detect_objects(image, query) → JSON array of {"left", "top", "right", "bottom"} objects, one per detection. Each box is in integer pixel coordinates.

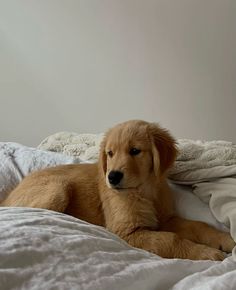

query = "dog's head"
[{"left": 99, "top": 120, "right": 177, "bottom": 190}]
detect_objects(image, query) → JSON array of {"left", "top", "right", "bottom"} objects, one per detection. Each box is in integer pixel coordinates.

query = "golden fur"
[{"left": 1, "top": 120, "right": 234, "bottom": 260}]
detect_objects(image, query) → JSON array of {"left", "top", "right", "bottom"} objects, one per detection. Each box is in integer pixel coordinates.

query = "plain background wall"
[{"left": 0, "top": 0, "right": 235, "bottom": 146}]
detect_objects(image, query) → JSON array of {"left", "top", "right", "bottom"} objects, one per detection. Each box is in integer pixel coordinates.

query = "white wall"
[{"left": 0, "top": 0, "right": 235, "bottom": 146}]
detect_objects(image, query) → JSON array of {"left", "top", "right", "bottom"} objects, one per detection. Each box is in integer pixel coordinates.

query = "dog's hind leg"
[{"left": 1, "top": 181, "right": 72, "bottom": 213}]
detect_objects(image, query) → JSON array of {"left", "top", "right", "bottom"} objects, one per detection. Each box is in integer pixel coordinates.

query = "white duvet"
[
  {"left": 0, "top": 207, "right": 236, "bottom": 290},
  {"left": 1, "top": 142, "right": 236, "bottom": 289}
]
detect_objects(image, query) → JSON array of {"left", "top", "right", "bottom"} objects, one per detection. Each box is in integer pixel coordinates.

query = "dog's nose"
[{"left": 108, "top": 171, "right": 124, "bottom": 186}]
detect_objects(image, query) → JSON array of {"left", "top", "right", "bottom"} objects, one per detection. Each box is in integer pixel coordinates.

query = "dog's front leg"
[
  {"left": 161, "top": 216, "right": 235, "bottom": 253},
  {"left": 124, "top": 229, "right": 225, "bottom": 260}
]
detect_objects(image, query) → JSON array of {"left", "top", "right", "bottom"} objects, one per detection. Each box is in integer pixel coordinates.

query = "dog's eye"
[
  {"left": 129, "top": 148, "right": 141, "bottom": 156},
  {"left": 107, "top": 150, "right": 113, "bottom": 157}
]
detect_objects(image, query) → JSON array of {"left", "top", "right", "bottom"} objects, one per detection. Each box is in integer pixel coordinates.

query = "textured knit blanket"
[
  {"left": 38, "top": 132, "right": 236, "bottom": 181},
  {"left": 170, "top": 139, "right": 236, "bottom": 183},
  {"left": 38, "top": 132, "right": 104, "bottom": 162}
]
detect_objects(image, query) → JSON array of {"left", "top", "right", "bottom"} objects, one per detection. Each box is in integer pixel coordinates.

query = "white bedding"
[
  {"left": 0, "top": 142, "right": 80, "bottom": 200},
  {"left": 0, "top": 142, "right": 236, "bottom": 289},
  {"left": 0, "top": 207, "right": 235, "bottom": 290}
]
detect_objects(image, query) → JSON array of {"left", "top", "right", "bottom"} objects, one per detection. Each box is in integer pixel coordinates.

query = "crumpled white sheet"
[
  {"left": 0, "top": 142, "right": 80, "bottom": 200},
  {"left": 193, "top": 178, "right": 236, "bottom": 260},
  {"left": 168, "top": 140, "right": 236, "bottom": 261},
  {"left": 1, "top": 207, "right": 236, "bottom": 290}
]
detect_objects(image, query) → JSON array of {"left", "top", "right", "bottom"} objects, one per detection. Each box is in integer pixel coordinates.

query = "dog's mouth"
[
  {"left": 112, "top": 186, "right": 126, "bottom": 190},
  {"left": 109, "top": 184, "right": 124, "bottom": 190},
  {"left": 109, "top": 184, "right": 138, "bottom": 191}
]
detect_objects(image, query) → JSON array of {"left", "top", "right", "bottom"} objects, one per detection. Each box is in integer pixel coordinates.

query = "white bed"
[{"left": 0, "top": 141, "right": 236, "bottom": 290}]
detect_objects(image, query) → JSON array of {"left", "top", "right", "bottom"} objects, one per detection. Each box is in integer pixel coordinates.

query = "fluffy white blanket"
[
  {"left": 38, "top": 132, "right": 104, "bottom": 162},
  {"left": 170, "top": 139, "right": 236, "bottom": 183},
  {"left": 0, "top": 207, "right": 236, "bottom": 290}
]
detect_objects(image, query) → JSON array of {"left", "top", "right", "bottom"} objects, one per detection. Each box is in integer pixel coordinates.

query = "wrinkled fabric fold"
[{"left": 1, "top": 207, "right": 236, "bottom": 290}]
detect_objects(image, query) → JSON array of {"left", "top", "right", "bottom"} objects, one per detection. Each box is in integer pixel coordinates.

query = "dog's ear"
[
  {"left": 148, "top": 123, "right": 178, "bottom": 177},
  {"left": 98, "top": 135, "right": 107, "bottom": 175}
]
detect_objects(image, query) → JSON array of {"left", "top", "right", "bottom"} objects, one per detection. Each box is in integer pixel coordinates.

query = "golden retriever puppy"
[{"left": 1, "top": 120, "right": 234, "bottom": 260}]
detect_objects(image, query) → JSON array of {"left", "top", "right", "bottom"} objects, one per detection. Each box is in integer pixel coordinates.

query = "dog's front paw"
[
  {"left": 199, "top": 247, "right": 225, "bottom": 261},
  {"left": 190, "top": 244, "right": 225, "bottom": 261},
  {"left": 218, "top": 232, "right": 235, "bottom": 253}
]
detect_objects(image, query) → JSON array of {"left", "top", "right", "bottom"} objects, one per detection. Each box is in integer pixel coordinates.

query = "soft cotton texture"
[{"left": 0, "top": 207, "right": 236, "bottom": 290}]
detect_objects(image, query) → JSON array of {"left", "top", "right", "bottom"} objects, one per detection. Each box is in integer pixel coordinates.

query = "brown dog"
[{"left": 1, "top": 120, "right": 234, "bottom": 260}]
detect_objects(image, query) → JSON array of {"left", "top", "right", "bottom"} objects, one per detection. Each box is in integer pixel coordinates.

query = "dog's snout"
[{"left": 108, "top": 171, "right": 124, "bottom": 186}]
